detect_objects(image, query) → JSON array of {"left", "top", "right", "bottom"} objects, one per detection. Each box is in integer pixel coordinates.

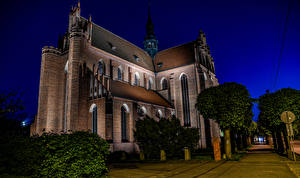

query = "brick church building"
[{"left": 31, "top": 2, "right": 220, "bottom": 153}]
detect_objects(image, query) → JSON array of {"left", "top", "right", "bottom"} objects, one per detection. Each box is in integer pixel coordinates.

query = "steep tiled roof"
[
  {"left": 111, "top": 80, "right": 172, "bottom": 108},
  {"left": 91, "top": 22, "right": 154, "bottom": 71},
  {"left": 154, "top": 42, "right": 195, "bottom": 72}
]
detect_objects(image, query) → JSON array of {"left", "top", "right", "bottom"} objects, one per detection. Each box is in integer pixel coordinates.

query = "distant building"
[{"left": 31, "top": 2, "right": 220, "bottom": 153}]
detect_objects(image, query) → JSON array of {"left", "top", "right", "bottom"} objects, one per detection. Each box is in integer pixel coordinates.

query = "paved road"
[{"left": 109, "top": 147, "right": 298, "bottom": 178}]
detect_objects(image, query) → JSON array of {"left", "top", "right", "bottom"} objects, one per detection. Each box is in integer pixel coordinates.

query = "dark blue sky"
[{"left": 0, "top": 0, "right": 299, "bottom": 121}]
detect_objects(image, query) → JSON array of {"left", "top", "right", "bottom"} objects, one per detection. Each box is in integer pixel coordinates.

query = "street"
[{"left": 109, "top": 146, "right": 299, "bottom": 177}]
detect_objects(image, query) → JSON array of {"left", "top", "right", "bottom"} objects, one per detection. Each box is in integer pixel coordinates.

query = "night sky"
[{"left": 0, "top": 0, "right": 299, "bottom": 121}]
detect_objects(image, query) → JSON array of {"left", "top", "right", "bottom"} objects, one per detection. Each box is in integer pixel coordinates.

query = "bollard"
[
  {"left": 160, "top": 150, "right": 166, "bottom": 161},
  {"left": 121, "top": 152, "right": 126, "bottom": 161},
  {"left": 223, "top": 154, "right": 227, "bottom": 159},
  {"left": 213, "top": 137, "right": 221, "bottom": 161},
  {"left": 139, "top": 151, "right": 145, "bottom": 161},
  {"left": 184, "top": 147, "right": 191, "bottom": 160}
]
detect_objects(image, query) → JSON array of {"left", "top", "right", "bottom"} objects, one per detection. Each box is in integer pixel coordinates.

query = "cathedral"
[{"left": 31, "top": 2, "right": 220, "bottom": 153}]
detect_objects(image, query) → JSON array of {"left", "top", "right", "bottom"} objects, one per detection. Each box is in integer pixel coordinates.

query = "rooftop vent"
[
  {"left": 134, "top": 55, "right": 140, "bottom": 62},
  {"left": 108, "top": 42, "right": 116, "bottom": 50},
  {"left": 157, "top": 62, "right": 163, "bottom": 68}
]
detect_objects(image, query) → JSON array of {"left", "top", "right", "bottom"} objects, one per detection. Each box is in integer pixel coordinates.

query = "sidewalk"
[
  {"left": 248, "top": 144, "right": 272, "bottom": 151},
  {"left": 108, "top": 147, "right": 298, "bottom": 177}
]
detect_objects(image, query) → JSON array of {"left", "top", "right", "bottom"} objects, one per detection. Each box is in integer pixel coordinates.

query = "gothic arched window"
[
  {"left": 64, "top": 61, "right": 69, "bottom": 132},
  {"left": 98, "top": 61, "right": 105, "bottom": 75},
  {"left": 117, "top": 67, "right": 123, "bottom": 80},
  {"left": 89, "top": 74, "right": 93, "bottom": 97},
  {"left": 121, "top": 106, "right": 127, "bottom": 141},
  {"left": 148, "top": 77, "right": 153, "bottom": 90},
  {"left": 181, "top": 74, "right": 191, "bottom": 126},
  {"left": 91, "top": 105, "right": 97, "bottom": 133},
  {"left": 156, "top": 109, "right": 162, "bottom": 119},
  {"left": 134, "top": 73, "right": 140, "bottom": 86},
  {"left": 161, "top": 78, "right": 168, "bottom": 90},
  {"left": 200, "top": 73, "right": 206, "bottom": 92},
  {"left": 94, "top": 78, "right": 98, "bottom": 97}
]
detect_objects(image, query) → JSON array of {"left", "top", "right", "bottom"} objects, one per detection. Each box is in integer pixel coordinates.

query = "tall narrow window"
[
  {"left": 162, "top": 78, "right": 168, "bottom": 90},
  {"left": 98, "top": 61, "right": 105, "bottom": 75},
  {"left": 134, "top": 73, "right": 140, "bottom": 86},
  {"left": 92, "top": 106, "right": 97, "bottom": 133},
  {"left": 94, "top": 79, "right": 98, "bottom": 97},
  {"left": 121, "top": 106, "right": 127, "bottom": 141},
  {"left": 99, "top": 84, "right": 102, "bottom": 97},
  {"left": 64, "top": 61, "right": 69, "bottom": 132},
  {"left": 200, "top": 73, "right": 206, "bottom": 92},
  {"left": 148, "top": 77, "right": 153, "bottom": 90},
  {"left": 148, "top": 80, "right": 152, "bottom": 90},
  {"left": 181, "top": 74, "right": 190, "bottom": 126},
  {"left": 118, "top": 67, "right": 123, "bottom": 80},
  {"left": 89, "top": 74, "right": 93, "bottom": 97}
]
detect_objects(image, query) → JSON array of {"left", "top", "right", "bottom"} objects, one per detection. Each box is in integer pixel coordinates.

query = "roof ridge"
[
  {"left": 88, "top": 16, "right": 151, "bottom": 58},
  {"left": 155, "top": 41, "right": 195, "bottom": 57}
]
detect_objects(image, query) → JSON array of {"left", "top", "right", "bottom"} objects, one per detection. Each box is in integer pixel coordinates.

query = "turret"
[
  {"left": 196, "top": 29, "right": 215, "bottom": 74},
  {"left": 197, "top": 29, "right": 207, "bottom": 45},
  {"left": 68, "top": 1, "right": 82, "bottom": 33}
]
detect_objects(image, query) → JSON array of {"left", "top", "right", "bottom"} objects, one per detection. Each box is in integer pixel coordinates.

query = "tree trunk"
[
  {"left": 231, "top": 131, "right": 238, "bottom": 153},
  {"left": 224, "top": 129, "right": 232, "bottom": 159},
  {"left": 239, "top": 135, "right": 243, "bottom": 150},
  {"left": 276, "top": 131, "right": 284, "bottom": 153},
  {"left": 242, "top": 135, "right": 248, "bottom": 148},
  {"left": 272, "top": 132, "right": 278, "bottom": 151},
  {"left": 247, "top": 136, "right": 251, "bottom": 146},
  {"left": 283, "top": 131, "right": 291, "bottom": 158}
]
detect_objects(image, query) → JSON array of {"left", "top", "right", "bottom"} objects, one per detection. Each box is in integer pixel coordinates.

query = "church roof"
[
  {"left": 154, "top": 41, "right": 195, "bottom": 72},
  {"left": 110, "top": 80, "right": 172, "bottom": 108},
  {"left": 83, "top": 17, "right": 197, "bottom": 73},
  {"left": 90, "top": 20, "right": 154, "bottom": 71}
]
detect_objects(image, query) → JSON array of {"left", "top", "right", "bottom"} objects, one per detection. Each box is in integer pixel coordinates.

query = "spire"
[
  {"left": 145, "top": 1, "right": 155, "bottom": 39},
  {"left": 143, "top": 0, "right": 158, "bottom": 58},
  {"left": 88, "top": 14, "right": 92, "bottom": 22}
]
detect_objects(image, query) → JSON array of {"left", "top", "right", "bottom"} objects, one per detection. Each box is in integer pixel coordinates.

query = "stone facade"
[{"left": 31, "top": 3, "right": 220, "bottom": 153}]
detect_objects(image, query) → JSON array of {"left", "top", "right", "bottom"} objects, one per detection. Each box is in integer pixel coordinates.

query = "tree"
[
  {"left": 258, "top": 88, "right": 300, "bottom": 152},
  {"left": 196, "top": 82, "right": 253, "bottom": 159},
  {"left": 0, "top": 90, "right": 27, "bottom": 137}
]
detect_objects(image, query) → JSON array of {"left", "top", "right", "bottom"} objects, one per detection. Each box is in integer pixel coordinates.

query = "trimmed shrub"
[
  {"left": 134, "top": 116, "right": 199, "bottom": 159},
  {"left": 0, "top": 136, "right": 44, "bottom": 176},
  {"left": 0, "top": 131, "right": 110, "bottom": 177}
]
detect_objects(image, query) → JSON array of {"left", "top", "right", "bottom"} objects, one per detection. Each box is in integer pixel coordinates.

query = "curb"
[{"left": 287, "top": 163, "right": 300, "bottom": 178}]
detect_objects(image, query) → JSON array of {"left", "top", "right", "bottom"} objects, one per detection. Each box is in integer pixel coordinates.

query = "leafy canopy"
[
  {"left": 196, "top": 82, "right": 253, "bottom": 131},
  {"left": 0, "top": 90, "right": 28, "bottom": 137},
  {"left": 258, "top": 88, "right": 300, "bottom": 133}
]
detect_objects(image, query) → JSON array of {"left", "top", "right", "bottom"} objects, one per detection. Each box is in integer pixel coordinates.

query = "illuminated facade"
[{"left": 31, "top": 2, "right": 220, "bottom": 153}]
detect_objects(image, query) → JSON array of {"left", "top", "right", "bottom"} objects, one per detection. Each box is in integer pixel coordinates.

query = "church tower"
[{"left": 143, "top": 6, "right": 158, "bottom": 58}]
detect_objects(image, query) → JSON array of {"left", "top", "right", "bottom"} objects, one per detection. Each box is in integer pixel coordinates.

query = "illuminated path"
[{"left": 109, "top": 147, "right": 299, "bottom": 177}]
